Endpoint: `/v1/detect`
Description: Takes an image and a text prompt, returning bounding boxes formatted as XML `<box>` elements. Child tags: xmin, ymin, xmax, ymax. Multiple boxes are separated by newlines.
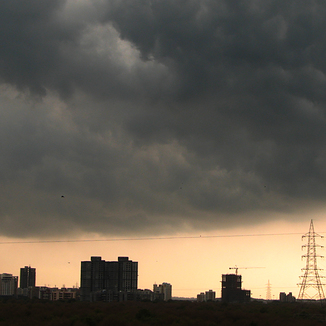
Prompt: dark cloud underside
<box><xmin>0</xmin><ymin>0</ymin><xmax>326</xmax><ymax>237</ymax></box>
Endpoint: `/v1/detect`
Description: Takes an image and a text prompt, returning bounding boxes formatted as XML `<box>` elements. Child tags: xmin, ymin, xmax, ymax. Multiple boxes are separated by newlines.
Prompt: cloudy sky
<box><xmin>1</xmin><ymin>0</ymin><xmax>326</xmax><ymax>298</ymax></box>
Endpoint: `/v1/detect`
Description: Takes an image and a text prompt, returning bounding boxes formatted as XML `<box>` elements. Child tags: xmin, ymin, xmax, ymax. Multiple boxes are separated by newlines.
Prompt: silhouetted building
<box><xmin>197</xmin><ymin>292</ymin><xmax>205</xmax><ymax>302</ymax></box>
<box><xmin>206</xmin><ymin>289</ymin><xmax>216</xmax><ymax>301</ymax></box>
<box><xmin>221</xmin><ymin>274</ymin><xmax>251</xmax><ymax>303</ymax></box>
<box><xmin>279</xmin><ymin>291</ymin><xmax>295</xmax><ymax>302</ymax></box>
<box><xmin>287</xmin><ymin>292</ymin><xmax>295</xmax><ymax>302</ymax></box>
<box><xmin>153</xmin><ymin>282</ymin><xmax>172</xmax><ymax>301</ymax></box>
<box><xmin>0</xmin><ymin>273</ymin><xmax>18</xmax><ymax>296</ymax></box>
<box><xmin>80</xmin><ymin>256</ymin><xmax>138</xmax><ymax>301</ymax></box>
<box><xmin>279</xmin><ymin>292</ymin><xmax>286</xmax><ymax>302</ymax></box>
<box><xmin>20</xmin><ymin>266</ymin><xmax>36</xmax><ymax>289</ymax></box>
<box><xmin>196</xmin><ymin>289</ymin><xmax>216</xmax><ymax>302</ymax></box>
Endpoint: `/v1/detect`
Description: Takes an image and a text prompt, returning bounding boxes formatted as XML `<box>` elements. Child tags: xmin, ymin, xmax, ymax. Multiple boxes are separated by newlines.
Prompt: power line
<box><xmin>0</xmin><ymin>231</ymin><xmax>319</xmax><ymax>245</ymax></box>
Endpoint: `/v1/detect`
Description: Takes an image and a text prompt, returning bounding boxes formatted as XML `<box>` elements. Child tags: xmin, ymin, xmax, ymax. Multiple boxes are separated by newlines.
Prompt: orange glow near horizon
<box><xmin>1</xmin><ymin>217</ymin><xmax>326</xmax><ymax>299</ymax></box>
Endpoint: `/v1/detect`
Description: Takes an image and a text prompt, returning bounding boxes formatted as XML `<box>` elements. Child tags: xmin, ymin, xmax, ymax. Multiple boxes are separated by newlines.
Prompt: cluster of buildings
<box><xmin>0</xmin><ymin>266</ymin><xmax>35</xmax><ymax>297</ymax></box>
<box><xmin>195</xmin><ymin>273</ymin><xmax>251</xmax><ymax>303</ymax></box>
<box><xmin>79</xmin><ymin>256</ymin><xmax>252</xmax><ymax>303</ymax></box>
<box><xmin>0</xmin><ymin>273</ymin><xmax>18</xmax><ymax>296</ymax></box>
<box><xmin>1</xmin><ymin>266</ymin><xmax>79</xmax><ymax>300</ymax></box>
<box><xmin>0</xmin><ymin>257</ymin><xmax>172</xmax><ymax>303</ymax></box>
<box><xmin>0</xmin><ymin>256</ymin><xmax>293</xmax><ymax>303</ymax></box>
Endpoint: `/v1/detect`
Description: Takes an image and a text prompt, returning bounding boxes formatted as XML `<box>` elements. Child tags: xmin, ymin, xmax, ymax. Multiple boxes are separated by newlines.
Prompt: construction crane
<box><xmin>229</xmin><ymin>266</ymin><xmax>265</xmax><ymax>275</ymax></box>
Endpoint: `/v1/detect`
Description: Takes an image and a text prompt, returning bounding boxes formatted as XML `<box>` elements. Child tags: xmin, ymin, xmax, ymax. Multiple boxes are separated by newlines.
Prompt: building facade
<box><xmin>80</xmin><ymin>256</ymin><xmax>138</xmax><ymax>301</ymax></box>
<box><xmin>20</xmin><ymin>266</ymin><xmax>36</xmax><ymax>289</ymax></box>
<box><xmin>0</xmin><ymin>273</ymin><xmax>18</xmax><ymax>296</ymax></box>
<box><xmin>51</xmin><ymin>287</ymin><xmax>78</xmax><ymax>301</ymax></box>
<box><xmin>205</xmin><ymin>289</ymin><xmax>216</xmax><ymax>301</ymax></box>
<box><xmin>153</xmin><ymin>282</ymin><xmax>172</xmax><ymax>301</ymax></box>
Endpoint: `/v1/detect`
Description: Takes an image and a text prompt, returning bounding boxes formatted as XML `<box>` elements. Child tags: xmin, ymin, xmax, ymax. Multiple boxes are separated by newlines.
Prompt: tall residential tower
<box><xmin>153</xmin><ymin>282</ymin><xmax>172</xmax><ymax>301</ymax></box>
<box><xmin>80</xmin><ymin>256</ymin><xmax>138</xmax><ymax>301</ymax></box>
<box><xmin>20</xmin><ymin>266</ymin><xmax>36</xmax><ymax>289</ymax></box>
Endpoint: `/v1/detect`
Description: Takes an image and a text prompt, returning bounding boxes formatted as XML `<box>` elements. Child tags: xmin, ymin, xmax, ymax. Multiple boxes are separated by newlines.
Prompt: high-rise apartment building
<box><xmin>205</xmin><ymin>289</ymin><xmax>216</xmax><ymax>301</ymax></box>
<box><xmin>153</xmin><ymin>282</ymin><xmax>172</xmax><ymax>301</ymax></box>
<box><xmin>80</xmin><ymin>256</ymin><xmax>138</xmax><ymax>301</ymax></box>
<box><xmin>197</xmin><ymin>292</ymin><xmax>205</xmax><ymax>302</ymax></box>
<box><xmin>196</xmin><ymin>289</ymin><xmax>216</xmax><ymax>302</ymax></box>
<box><xmin>20</xmin><ymin>266</ymin><xmax>36</xmax><ymax>289</ymax></box>
<box><xmin>0</xmin><ymin>273</ymin><xmax>18</xmax><ymax>296</ymax></box>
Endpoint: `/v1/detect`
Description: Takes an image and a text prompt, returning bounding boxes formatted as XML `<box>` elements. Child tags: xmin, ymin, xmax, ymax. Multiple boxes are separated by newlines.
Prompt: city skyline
<box><xmin>2</xmin><ymin>0</ymin><xmax>326</xmax><ymax>304</ymax></box>
<box><xmin>0</xmin><ymin>219</ymin><xmax>325</xmax><ymax>299</ymax></box>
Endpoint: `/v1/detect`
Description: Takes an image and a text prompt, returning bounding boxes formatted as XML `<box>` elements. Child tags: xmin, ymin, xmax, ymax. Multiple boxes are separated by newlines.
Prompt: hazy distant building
<box><xmin>153</xmin><ymin>282</ymin><xmax>172</xmax><ymax>301</ymax></box>
<box><xmin>20</xmin><ymin>266</ymin><xmax>36</xmax><ymax>289</ymax></box>
<box><xmin>279</xmin><ymin>291</ymin><xmax>295</xmax><ymax>302</ymax></box>
<box><xmin>196</xmin><ymin>289</ymin><xmax>216</xmax><ymax>302</ymax></box>
<box><xmin>221</xmin><ymin>274</ymin><xmax>251</xmax><ymax>303</ymax></box>
<box><xmin>287</xmin><ymin>292</ymin><xmax>295</xmax><ymax>302</ymax></box>
<box><xmin>279</xmin><ymin>292</ymin><xmax>286</xmax><ymax>302</ymax></box>
<box><xmin>17</xmin><ymin>286</ymin><xmax>40</xmax><ymax>299</ymax></box>
<box><xmin>80</xmin><ymin>256</ymin><xmax>138</xmax><ymax>301</ymax></box>
<box><xmin>197</xmin><ymin>292</ymin><xmax>205</xmax><ymax>302</ymax></box>
<box><xmin>205</xmin><ymin>289</ymin><xmax>216</xmax><ymax>301</ymax></box>
<box><xmin>38</xmin><ymin>287</ymin><xmax>53</xmax><ymax>300</ymax></box>
<box><xmin>51</xmin><ymin>287</ymin><xmax>79</xmax><ymax>301</ymax></box>
<box><xmin>137</xmin><ymin>288</ymin><xmax>164</xmax><ymax>301</ymax></box>
<box><xmin>0</xmin><ymin>273</ymin><xmax>18</xmax><ymax>296</ymax></box>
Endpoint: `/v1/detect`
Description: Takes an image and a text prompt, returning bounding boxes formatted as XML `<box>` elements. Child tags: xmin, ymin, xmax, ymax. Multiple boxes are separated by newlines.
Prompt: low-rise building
<box><xmin>51</xmin><ymin>287</ymin><xmax>78</xmax><ymax>301</ymax></box>
<box><xmin>137</xmin><ymin>289</ymin><xmax>164</xmax><ymax>302</ymax></box>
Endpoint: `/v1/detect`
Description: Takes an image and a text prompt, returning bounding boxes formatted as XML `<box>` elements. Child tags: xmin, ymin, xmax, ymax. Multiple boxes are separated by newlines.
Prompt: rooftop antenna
<box><xmin>298</xmin><ymin>219</ymin><xmax>325</xmax><ymax>300</ymax></box>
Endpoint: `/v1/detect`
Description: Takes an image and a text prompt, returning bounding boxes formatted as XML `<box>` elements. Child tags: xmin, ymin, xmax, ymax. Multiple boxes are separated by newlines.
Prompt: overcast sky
<box><xmin>1</xmin><ymin>0</ymin><xmax>326</xmax><ymax>238</ymax></box>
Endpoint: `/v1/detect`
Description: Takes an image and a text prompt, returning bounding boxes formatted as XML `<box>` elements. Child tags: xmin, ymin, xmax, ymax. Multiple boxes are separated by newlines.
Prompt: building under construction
<box><xmin>221</xmin><ymin>274</ymin><xmax>251</xmax><ymax>303</ymax></box>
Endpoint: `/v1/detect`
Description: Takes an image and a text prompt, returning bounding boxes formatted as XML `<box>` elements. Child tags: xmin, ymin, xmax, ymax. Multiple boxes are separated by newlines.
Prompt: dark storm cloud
<box><xmin>0</xmin><ymin>0</ymin><xmax>326</xmax><ymax>237</ymax></box>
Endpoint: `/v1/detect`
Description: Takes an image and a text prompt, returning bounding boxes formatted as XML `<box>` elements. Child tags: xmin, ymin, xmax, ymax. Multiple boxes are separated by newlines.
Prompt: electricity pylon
<box><xmin>266</xmin><ymin>280</ymin><xmax>272</xmax><ymax>300</ymax></box>
<box><xmin>298</xmin><ymin>219</ymin><xmax>325</xmax><ymax>300</ymax></box>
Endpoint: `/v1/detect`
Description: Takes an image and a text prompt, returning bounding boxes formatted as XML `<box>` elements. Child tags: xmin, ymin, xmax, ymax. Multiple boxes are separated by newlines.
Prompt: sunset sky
<box><xmin>1</xmin><ymin>0</ymin><xmax>326</xmax><ymax>299</ymax></box>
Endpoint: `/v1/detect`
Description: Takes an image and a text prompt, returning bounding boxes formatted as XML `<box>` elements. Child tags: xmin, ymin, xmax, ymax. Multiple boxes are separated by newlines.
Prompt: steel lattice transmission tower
<box><xmin>266</xmin><ymin>280</ymin><xmax>272</xmax><ymax>300</ymax></box>
<box><xmin>298</xmin><ymin>219</ymin><xmax>325</xmax><ymax>300</ymax></box>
